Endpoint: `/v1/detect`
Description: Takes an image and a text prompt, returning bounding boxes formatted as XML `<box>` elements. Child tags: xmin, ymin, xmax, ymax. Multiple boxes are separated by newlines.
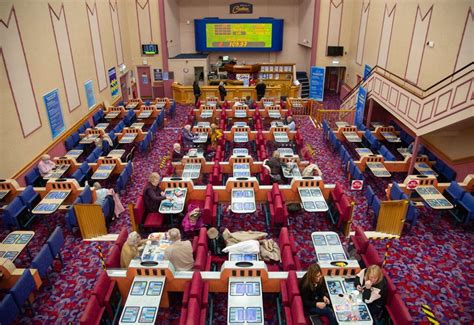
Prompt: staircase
<box><xmin>296</xmin><ymin>71</ymin><xmax>310</xmax><ymax>98</ymax></box>
<box><xmin>340</xmin><ymin>63</ymin><xmax>473</xmax><ymax>136</ymax></box>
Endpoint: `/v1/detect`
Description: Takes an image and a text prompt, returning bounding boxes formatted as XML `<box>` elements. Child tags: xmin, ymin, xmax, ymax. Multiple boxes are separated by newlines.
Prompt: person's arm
<box><xmin>145</xmin><ymin>187</ymin><xmax>165</xmax><ymax>203</ymax></box>
<box><xmin>299</xmin><ymin>284</ymin><xmax>316</xmax><ymax>309</ymax></box>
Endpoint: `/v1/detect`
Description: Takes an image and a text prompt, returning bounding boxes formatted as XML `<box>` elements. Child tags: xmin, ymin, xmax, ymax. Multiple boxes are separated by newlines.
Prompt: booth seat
<box><xmin>132</xmin><ymin>195</ymin><xmax>164</xmax><ymax>231</ymax></box>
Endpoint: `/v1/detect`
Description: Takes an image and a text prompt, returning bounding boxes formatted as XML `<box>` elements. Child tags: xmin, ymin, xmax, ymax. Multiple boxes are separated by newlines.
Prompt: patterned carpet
<box><xmin>2</xmin><ymin>99</ymin><xmax>473</xmax><ymax>324</ymax></box>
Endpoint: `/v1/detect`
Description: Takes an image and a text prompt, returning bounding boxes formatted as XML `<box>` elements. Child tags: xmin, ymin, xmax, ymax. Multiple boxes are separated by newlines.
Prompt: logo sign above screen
<box><xmin>407</xmin><ymin>179</ymin><xmax>419</xmax><ymax>190</ymax></box>
<box><xmin>230</xmin><ymin>3</ymin><xmax>253</xmax><ymax>14</ymax></box>
<box><xmin>351</xmin><ymin>180</ymin><xmax>364</xmax><ymax>191</ymax></box>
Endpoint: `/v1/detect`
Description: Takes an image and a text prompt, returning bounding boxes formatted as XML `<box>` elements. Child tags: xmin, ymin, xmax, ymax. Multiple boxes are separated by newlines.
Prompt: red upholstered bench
<box><xmin>133</xmin><ymin>195</ymin><xmax>163</xmax><ymax>230</ymax></box>
<box><xmin>350</xmin><ymin>225</ymin><xmax>369</xmax><ymax>254</ymax></box>
<box><xmin>361</xmin><ymin>243</ymin><xmax>383</xmax><ymax>267</ymax></box>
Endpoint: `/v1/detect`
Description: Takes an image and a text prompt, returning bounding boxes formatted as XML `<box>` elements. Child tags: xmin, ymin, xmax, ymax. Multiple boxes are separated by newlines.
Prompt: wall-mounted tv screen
<box><xmin>142</xmin><ymin>44</ymin><xmax>158</xmax><ymax>55</ymax></box>
<box><xmin>195</xmin><ymin>18</ymin><xmax>284</xmax><ymax>52</ymax></box>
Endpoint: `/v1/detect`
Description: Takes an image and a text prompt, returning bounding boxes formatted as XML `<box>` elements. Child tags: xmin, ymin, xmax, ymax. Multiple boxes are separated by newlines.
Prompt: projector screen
<box><xmin>195</xmin><ymin>18</ymin><xmax>283</xmax><ymax>52</ymax></box>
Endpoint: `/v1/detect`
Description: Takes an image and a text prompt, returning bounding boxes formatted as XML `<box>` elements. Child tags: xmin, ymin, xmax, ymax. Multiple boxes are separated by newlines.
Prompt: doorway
<box><xmin>194</xmin><ymin>66</ymin><xmax>204</xmax><ymax>84</ymax></box>
<box><xmin>325</xmin><ymin>67</ymin><xmax>346</xmax><ymax>95</ymax></box>
<box><xmin>120</xmin><ymin>74</ymin><xmax>128</xmax><ymax>103</ymax></box>
<box><xmin>137</xmin><ymin>65</ymin><xmax>152</xmax><ymax>99</ymax></box>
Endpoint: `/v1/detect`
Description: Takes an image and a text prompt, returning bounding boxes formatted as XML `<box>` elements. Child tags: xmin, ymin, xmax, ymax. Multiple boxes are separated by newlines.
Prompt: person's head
<box><xmin>210</xmin><ymin>123</ymin><xmax>217</xmax><ymax>130</ymax></box>
<box><xmin>173</xmin><ymin>143</ymin><xmax>181</xmax><ymax>152</ymax></box>
<box><xmin>272</xmin><ymin>151</ymin><xmax>281</xmax><ymax>159</ymax></box>
<box><xmin>246</xmin><ymin>95</ymin><xmax>251</xmax><ymax>100</ymax></box>
<box><xmin>93</xmin><ymin>182</ymin><xmax>102</xmax><ymax>190</ymax></box>
<box><xmin>184</xmin><ymin>125</ymin><xmax>191</xmax><ymax>131</ymax></box>
<box><xmin>365</xmin><ymin>265</ymin><xmax>384</xmax><ymax>284</ymax></box>
<box><xmin>303</xmin><ymin>263</ymin><xmax>324</xmax><ymax>287</ymax></box>
<box><xmin>193</xmin><ymin>80</ymin><xmax>198</xmax><ymax>86</ymax></box>
<box><xmin>148</xmin><ymin>172</ymin><xmax>161</xmax><ymax>186</ymax></box>
<box><xmin>41</xmin><ymin>154</ymin><xmax>51</xmax><ymax>162</ymax></box>
<box><xmin>127</xmin><ymin>231</ymin><xmax>141</xmax><ymax>247</ymax></box>
<box><xmin>219</xmin><ymin>81</ymin><xmax>224</xmax><ymax>86</ymax></box>
<box><xmin>168</xmin><ymin>228</ymin><xmax>181</xmax><ymax>242</ymax></box>
<box><xmin>288</xmin><ymin>116</ymin><xmax>293</xmax><ymax>123</ymax></box>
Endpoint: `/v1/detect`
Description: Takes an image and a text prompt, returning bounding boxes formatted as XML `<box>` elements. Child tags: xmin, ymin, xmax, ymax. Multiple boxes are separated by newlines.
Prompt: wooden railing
<box><xmin>312</xmin><ymin>109</ymin><xmax>355</xmax><ymax>128</ymax></box>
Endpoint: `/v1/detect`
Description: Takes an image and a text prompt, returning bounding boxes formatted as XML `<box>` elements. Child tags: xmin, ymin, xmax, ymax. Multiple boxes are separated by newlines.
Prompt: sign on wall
<box><xmin>309</xmin><ymin>66</ymin><xmax>326</xmax><ymax>102</ymax></box>
<box><xmin>355</xmin><ymin>86</ymin><xmax>367</xmax><ymax>126</ymax></box>
<box><xmin>230</xmin><ymin>2</ymin><xmax>253</xmax><ymax>14</ymax></box>
<box><xmin>108</xmin><ymin>67</ymin><xmax>119</xmax><ymax>98</ymax></box>
<box><xmin>236</xmin><ymin>73</ymin><xmax>250</xmax><ymax>86</ymax></box>
<box><xmin>154</xmin><ymin>68</ymin><xmax>163</xmax><ymax>81</ymax></box>
<box><xmin>43</xmin><ymin>89</ymin><xmax>65</xmax><ymax>139</ymax></box>
<box><xmin>84</xmin><ymin>80</ymin><xmax>96</xmax><ymax>109</ymax></box>
<box><xmin>363</xmin><ymin>64</ymin><xmax>372</xmax><ymax>81</ymax></box>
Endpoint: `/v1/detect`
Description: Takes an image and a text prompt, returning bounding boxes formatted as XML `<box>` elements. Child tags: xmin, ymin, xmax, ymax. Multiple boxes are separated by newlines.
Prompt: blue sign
<box><xmin>309</xmin><ymin>66</ymin><xmax>326</xmax><ymax>101</ymax></box>
<box><xmin>43</xmin><ymin>89</ymin><xmax>65</xmax><ymax>139</ymax></box>
<box><xmin>108</xmin><ymin>67</ymin><xmax>119</xmax><ymax>98</ymax></box>
<box><xmin>355</xmin><ymin>86</ymin><xmax>367</xmax><ymax>127</ymax></box>
<box><xmin>84</xmin><ymin>80</ymin><xmax>95</xmax><ymax>109</ymax></box>
<box><xmin>363</xmin><ymin>64</ymin><xmax>372</xmax><ymax>81</ymax></box>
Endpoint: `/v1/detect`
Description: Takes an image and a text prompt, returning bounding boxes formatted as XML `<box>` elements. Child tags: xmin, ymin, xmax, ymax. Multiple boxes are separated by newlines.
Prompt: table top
<box><xmin>233</xmin><ymin>163</ymin><xmax>251</xmax><ymax>178</ymax></box>
<box><xmin>182</xmin><ymin>163</ymin><xmax>201</xmax><ymax>179</ymax></box>
<box><xmin>155</xmin><ymin>102</ymin><xmax>166</xmax><ymax>109</ymax></box>
<box><xmin>0</xmin><ymin>231</ymin><xmax>35</xmax><ymax>262</ymax></box>
<box><xmin>229</xmin><ymin>253</ymin><xmax>259</xmax><ymax>261</ymax></box>
<box><xmin>355</xmin><ymin>148</ymin><xmax>373</xmax><ymax>157</ymax></box>
<box><xmin>131</xmin><ymin>122</ymin><xmax>145</xmax><ymax>129</ymax></box>
<box><xmin>126</xmin><ymin>102</ymin><xmax>139</xmax><ymax>109</ymax></box>
<box><xmin>274</xmin><ymin>132</ymin><xmax>289</xmax><ymax>143</ymax></box>
<box><xmin>380</xmin><ymin>131</ymin><xmax>401</xmax><ymax>143</ymax></box>
<box><xmin>235</xmin><ymin>111</ymin><xmax>248</xmax><ymax>118</ymax></box>
<box><xmin>324</xmin><ymin>276</ymin><xmax>373</xmax><ymax>324</ymax></box>
<box><xmin>95</xmin><ymin>123</ymin><xmax>109</xmax><ymax>130</ymax></box>
<box><xmin>415</xmin><ymin>186</ymin><xmax>453</xmax><ymax>210</ymax></box>
<box><xmin>311</xmin><ymin>231</ymin><xmax>348</xmax><ymax>262</ymax></box>
<box><xmin>91</xmin><ymin>164</ymin><xmax>116</xmax><ymax>180</ymax></box>
<box><xmin>107</xmin><ymin>149</ymin><xmax>126</xmax><ymax>159</ymax></box>
<box><xmin>231</xmin><ymin>188</ymin><xmax>256</xmax><ymax>214</ymax></box>
<box><xmin>159</xmin><ymin>188</ymin><xmax>187</xmax><ymax>214</ymax></box>
<box><xmin>271</xmin><ymin>121</ymin><xmax>285</xmax><ymax>128</ymax></box>
<box><xmin>335</xmin><ymin>121</ymin><xmax>350</xmax><ymax>128</ymax></box>
<box><xmin>228</xmin><ymin>277</ymin><xmax>264</xmax><ymax>325</ymax></box>
<box><xmin>277</xmin><ymin>148</ymin><xmax>295</xmax><ymax>155</ymax></box>
<box><xmin>342</xmin><ymin>131</ymin><xmax>362</xmax><ymax>143</ymax></box>
<box><xmin>0</xmin><ymin>190</ymin><xmax>10</xmax><ymax>201</ymax></box>
<box><xmin>414</xmin><ymin>163</ymin><xmax>439</xmax><ymax>177</ymax></box>
<box><xmin>299</xmin><ymin>188</ymin><xmax>329</xmax><ymax>212</ymax></box>
<box><xmin>193</xmin><ymin>132</ymin><xmax>208</xmax><ymax>143</ymax></box>
<box><xmin>186</xmin><ymin>148</ymin><xmax>205</xmax><ymax>157</ymax></box>
<box><xmin>397</xmin><ymin>148</ymin><xmax>411</xmax><ymax>158</ymax></box>
<box><xmin>233</xmin><ymin>148</ymin><xmax>249</xmax><ymax>156</ymax></box>
<box><xmin>79</xmin><ymin>134</ymin><xmax>99</xmax><ymax>144</ymax></box>
<box><xmin>138</xmin><ymin>111</ymin><xmax>152</xmax><ymax>119</ymax></box>
<box><xmin>371</xmin><ymin>122</ymin><xmax>384</xmax><ymax>128</ymax></box>
<box><xmin>234</xmin><ymin>132</ymin><xmax>249</xmax><ymax>143</ymax></box>
<box><xmin>141</xmin><ymin>240</ymin><xmax>172</xmax><ymax>263</ymax></box>
<box><xmin>65</xmin><ymin>149</ymin><xmax>83</xmax><ymax>159</ymax></box>
<box><xmin>105</xmin><ymin>111</ymin><xmax>120</xmax><ymax>119</ymax></box>
<box><xmin>366</xmin><ymin>162</ymin><xmax>391</xmax><ymax>178</ymax></box>
<box><xmin>234</xmin><ymin>122</ymin><xmax>248</xmax><ymax>127</ymax></box>
<box><xmin>196</xmin><ymin>121</ymin><xmax>211</xmax><ymax>127</ymax></box>
<box><xmin>32</xmin><ymin>190</ymin><xmax>71</xmax><ymax>215</ymax></box>
<box><xmin>200</xmin><ymin>110</ymin><xmax>213</xmax><ymax>118</ymax></box>
<box><xmin>268</xmin><ymin>111</ymin><xmax>281</xmax><ymax>119</ymax></box>
<box><xmin>282</xmin><ymin>163</ymin><xmax>301</xmax><ymax>178</ymax></box>
<box><xmin>119</xmin><ymin>133</ymin><xmax>138</xmax><ymax>144</ymax></box>
<box><xmin>43</xmin><ymin>164</ymin><xmax>70</xmax><ymax>180</ymax></box>
<box><xmin>119</xmin><ymin>276</ymin><xmax>166</xmax><ymax>325</ymax></box>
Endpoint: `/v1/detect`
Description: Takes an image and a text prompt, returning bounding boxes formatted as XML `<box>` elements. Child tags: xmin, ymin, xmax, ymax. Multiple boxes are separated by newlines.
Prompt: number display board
<box><xmin>195</xmin><ymin>18</ymin><xmax>283</xmax><ymax>51</ymax></box>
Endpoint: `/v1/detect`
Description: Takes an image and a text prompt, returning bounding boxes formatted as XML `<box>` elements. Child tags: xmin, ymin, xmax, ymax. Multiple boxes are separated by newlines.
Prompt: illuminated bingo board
<box><xmin>195</xmin><ymin>18</ymin><xmax>284</xmax><ymax>52</ymax></box>
<box><xmin>206</xmin><ymin>23</ymin><xmax>272</xmax><ymax>48</ymax></box>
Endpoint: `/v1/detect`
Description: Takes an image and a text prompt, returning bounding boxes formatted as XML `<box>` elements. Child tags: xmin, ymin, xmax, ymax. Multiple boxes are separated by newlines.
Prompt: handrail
<box><xmin>342</xmin><ymin>62</ymin><xmax>473</xmax><ymax>102</ymax></box>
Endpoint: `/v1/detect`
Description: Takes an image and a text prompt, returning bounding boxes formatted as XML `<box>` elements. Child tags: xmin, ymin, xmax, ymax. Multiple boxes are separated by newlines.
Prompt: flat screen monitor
<box><xmin>327</xmin><ymin>46</ymin><xmax>343</xmax><ymax>56</ymax></box>
<box><xmin>142</xmin><ymin>44</ymin><xmax>158</xmax><ymax>55</ymax></box>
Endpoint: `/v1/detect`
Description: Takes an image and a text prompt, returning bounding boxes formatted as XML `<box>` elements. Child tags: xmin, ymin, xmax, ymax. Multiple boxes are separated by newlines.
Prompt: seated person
<box><xmin>355</xmin><ymin>265</ymin><xmax>388</xmax><ymax>321</ymax></box>
<box><xmin>287</xmin><ymin>116</ymin><xmax>296</xmax><ymax>131</ymax></box>
<box><xmin>299</xmin><ymin>263</ymin><xmax>337</xmax><ymax>325</ymax></box>
<box><xmin>302</xmin><ymin>163</ymin><xmax>322</xmax><ymax>177</ymax></box>
<box><xmin>93</xmin><ymin>182</ymin><xmax>125</xmax><ymax>221</ymax></box>
<box><xmin>245</xmin><ymin>96</ymin><xmax>255</xmax><ymax>109</ymax></box>
<box><xmin>182</xmin><ymin>124</ymin><xmax>197</xmax><ymax>148</ymax></box>
<box><xmin>120</xmin><ymin>231</ymin><xmax>147</xmax><ymax>268</ymax></box>
<box><xmin>164</xmin><ymin>228</ymin><xmax>194</xmax><ymax>271</ymax></box>
<box><xmin>181</xmin><ymin>203</ymin><xmax>203</xmax><ymax>233</ymax></box>
<box><xmin>263</xmin><ymin>151</ymin><xmax>286</xmax><ymax>184</ymax></box>
<box><xmin>209</xmin><ymin>123</ymin><xmax>223</xmax><ymax>149</ymax></box>
<box><xmin>38</xmin><ymin>154</ymin><xmax>56</xmax><ymax>177</ymax></box>
<box><xmin>171</xmin><ymin>143</ymin><xmax>184</xmax><ymax>162</ymax></box>
<box><xmin>143</xmin><ymin>172</ymin><xmax>166</xmax><ymax>214</ymax></box>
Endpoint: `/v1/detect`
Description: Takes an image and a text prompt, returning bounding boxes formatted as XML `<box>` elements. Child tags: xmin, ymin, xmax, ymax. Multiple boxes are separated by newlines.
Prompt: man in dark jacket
<box><xmin>256</xmin><ymin>80</ymin><xmax>266</xmax><ymax>101</ymax></box>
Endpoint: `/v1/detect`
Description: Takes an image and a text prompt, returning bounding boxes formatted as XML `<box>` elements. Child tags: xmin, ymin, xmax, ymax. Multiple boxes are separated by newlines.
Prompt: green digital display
<box><xmin>205</xmin><ymin>23</ymin><xmax>272</xmax><ymax>48</ymax></box>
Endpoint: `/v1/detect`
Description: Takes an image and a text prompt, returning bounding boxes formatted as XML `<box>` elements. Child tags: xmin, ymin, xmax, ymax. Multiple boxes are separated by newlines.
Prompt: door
<box><xmin>194</xmin><ymin>66</ymin><xmax>204</xmax><ymax>83</ymax></box>
<box><xmin>120</xmin><ymin>74</ymin><xmax>128</xmax><ymax>103</ymax></box>
<box><xmin>137</xmin><ymin>66</ymin><xmax>152</xmax><ymax>98</ymax></box>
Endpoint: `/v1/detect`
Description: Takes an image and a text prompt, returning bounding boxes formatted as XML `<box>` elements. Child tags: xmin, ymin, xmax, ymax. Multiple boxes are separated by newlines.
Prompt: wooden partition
<box><xmin>0</xmin><ymin>261</ymin><xmax>42</xmax><ymax>290</ymax></box>
<box><xmin>376</xmin><ymin>200</ymin><xmax>409</xmax><ymax>237</ymax></box>
<box><xmin>0</xmin><ymin>179</ymin><xmax>21</xmax><ymax>204</ymax></box>
<box><xmin>74</xmin><ymin>204</ymin><xmax>108</xmax><ymax>239</ymax></box>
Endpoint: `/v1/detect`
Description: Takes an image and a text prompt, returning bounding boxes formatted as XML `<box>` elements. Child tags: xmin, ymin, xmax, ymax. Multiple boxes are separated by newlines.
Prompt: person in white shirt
<box><xmin>38</xmin><ymin>154</ymin><xmax>56</xmax><ymax>177</ymax></box>
<box><xmin>164</xmin><ymin>228</ymin><xmax>194</xmax><ymax>271</ymax></box>
<box><xmin>287</xmin><ymin>116</ymin><xmax>296</xmax><ymax>131</ymax></box>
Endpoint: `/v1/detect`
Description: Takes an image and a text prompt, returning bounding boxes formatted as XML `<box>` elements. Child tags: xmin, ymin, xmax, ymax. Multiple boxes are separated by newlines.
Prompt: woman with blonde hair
<box><xmin>355</xmin><ymin>264</ymin><xmax>388</xmax><ymax>322</ymax></box>
<box><xmin>209</xmin><ymin>123</ymin><xmax>223</xmax><ymax>149</ymax></box>
<box><xmin>299</xmin><ymin>263</ymin><xmax>337</xmax><ymax>324</ymax></box>
<box><xmin>120</xmin><ymin>231</ymin><xmax>146</xmax><ymax>268</ymax></box>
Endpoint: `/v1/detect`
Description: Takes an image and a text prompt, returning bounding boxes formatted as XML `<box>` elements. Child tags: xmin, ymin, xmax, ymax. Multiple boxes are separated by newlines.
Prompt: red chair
<box><xmin>291</xmin><ymin>296</ymin><xmax>308</xmax><ymax>325</ymax></box>
<box><xmin>279</xmin><ymin>227</ymin><xmax>297</xmax><ymax>254</ymax></box>
<box><xmin>351</xmin><ymin>225</ymin><xmax>369</xmax><ymax>254</ymax></box>
<box><xmin>79</xmin><ymin>295</ymin><xmax>107</xmax><ymax>325</ymax></box>
<box><xmin>335</xmin><ymin>195</ymin><xmax>352</xmax><ymax>229</ymax></box>
<box><xmin>361</xmin><ymin>244</ymin><xmax>383</xmax><ymax>267</ymax></box>
<box><xmin>331</xmin><ymin>183</ymin><xmax>344</xmax><ymax>204</ymax></box>
<box><xmin>386</xmin><ymin>293</ymin><xmax>413</xmax><ymax>325</ymax></box>
<box><xmin>115</xmin><ymin>228</ymin><xmax>128</xmax><ymax>250</ymax></box>
<box><xmin>105</xmin><ymin>244</ymin><xmax>121</xmax><ymax>268</ymax></box>
<box><xmin>133</xmin><ymin>195</ymin><xmax>164</xmax><ymax>230</ymax></box>
<box><xmin>282</xmin><ymin>246</ymin><xmax>297</xmax><ymax>271</ymax></box>
<box><xmin>382</xmin><ymin>269</ymin><xmax>398</xmax><ymax>304</ymax></box>
<box><xmin>194</xmin><ymin>246</ymin><xmax>211</xmax><ymax>271</ymax></box>
<box><xmin>192</xmin><ymin>227</ymin><xmax>209</xmax><ymax>253</ymax></box>
<box><xmin>271</xmin><ymin>194</ymin><xmax>289</xmax><ymax>226</ymax></box>
<box><xmin>92</xmin><ymin>271</ymin><xmax>121</xmax><ymax>319</ymax></box>
<box><xmin>281</xmin><ymin>271</ymin><xmax>300</xmax><ymax>307</ymax></box>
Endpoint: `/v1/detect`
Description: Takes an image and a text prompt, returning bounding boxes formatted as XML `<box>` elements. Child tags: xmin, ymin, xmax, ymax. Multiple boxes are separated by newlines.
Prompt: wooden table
<box><xmin>282</xmin><ymin>163</ymin><xmax>301</xmax><ymax>178</ymax></box>
<box><xmin>200</xmin><ymin>110</ymin><xmax>213</xmax><ymax>119</ymax></box>
<box><xmin>0</xmin><ymin>231</ymin><xmax>34</xmax><ymax>261</ymax></box>
<box><xmin>324</xmin><ymin>276</ymin><xmax>373</xmax><ymax>324</ymax></box>
<box><xmin>107</xmin><ymin>149</ymin><xmax>126</xmax><ymax>159</ymax></box>
<box><xmin>43</xmin><ymin>164</ymin><xmax>70</xmax><ymax>180</ymax></box>
<box><xmin>95</xmin><ymin>123</ymin><xmax>109</xmax><ymax>130</ymax></box>
<box><xmin>228</xmin><ymin>277</ymin><xmax>264</xmax><ymax>325</ymax></box>
<box><xmin>131</xmin><ymin>122</ymin><xmax>145</xmax><ymax>129</ymax></box>
<box><xmin>229</xmin><ymin>253</ymin><xmax>259</xmax><ymax>261</ymax></box>
<box><xmin>159</xmin><ymin>188</ymin><xmax>187</xmax><ymax>214</ymax></box>
<box><xmin>273</xmin><ymin>132</ymin><xmax>289</xmax><ymax>143</ymax></box>
<box><xmin>366</xmin><ymin>162</ymin><xmax>391</xmax><ymax>177</ymax></box>
<box><xmin>196</xmin><ymin>121</ymin><xmax>210</xmax><ymax>127</ymax></box>
<box><xmin>125</xmin><ymin>102</ymin><xmax>139</xmax><ymax>110</ymax></box>
<box><xmin>182</xmin><ymin>163</ymin><xmax>201</xmax><ymax>179</ymax></box>
<box><xmin>193</xmin><ymin>133</ymin><xmax>208</xmax><ymax>144</ymax></box>
<box><xmin>79</xmin><ymin>134</ymin><xmax>99</xmax><ymax>144</ymax></box>
<box><xmin>342</xmin><ymin>131</ymin><xmax>362</xmax><ymax>143</ymax></box>
<box><xmin>335</xmin><ymin>121</ymin><xmax>349</xmax><ymax>128</ymax></box>
<box><xmin>268</xmin><ymin>111</ymin><xmax>281</xmax><ymax>119</ymax></box>
<box><xmin>299</xmin><ymin>188</ymin><xmax>329</xmax><ymax>212</ymax></box>
<box><xmin>64</xmin><ymin>149</ymin><xmax>83</xmax><ymax>159</ymax></box>
<box><xmin>119</xmin><ymin>276</ymin><xmax>166</xmax><ymax>324</ymax></box>
<box><xmin>187</xmin><ymin>148</ymin><xmax>205</xmax><ymax>157</ymax></box>
<box><xmin>415</xmin><ymin>186</ymin><xmax>453</xmax><ymax>210</ymax></box>
<box><xmin>234</xmin><ymin>109</ymin><xmax>247</xmax><ymax>118</ymax></box>
<box><xmin>233</xmin><ymin>148</ymin><xmax>249</xmax><ymax>156</ymax></box>
<box><xmin>234</xmin><ymin>122</ymin><xmax>248</xmax><ymax>127</ymax></box>
<box><xmin>137</xmin><ymin>111</ymin><xmax>152</xmax><ymax>119</ymax></box>
<box><xmin>277</xmin><ymin>148</ymin><xmax>295</xmax><ymax>155</ymax></box>
<box><xmin>311</xmin><ymin>231</ymin><xmax>347</xmax><ymax>262</ymax></box>
<box><xmin>233</xmin><ymin>163</ymin><xmax>251</xmax><ymax>178</ymax></box>
<box><xmin>32</xmin><ymin>190</ymin><xmax>71</xmax><ymax>215</ymax></box>
<box><xmin>140</xmin><ymin>239</ymin><xmax>172</xmax><ymax>263</ymax></box>
<box><xmin>231</xmin><ymin>188</ymin><xmax>256</xmax><ymax>214</ymax></box>
<box><xmin>91</xmin><ymin>164</ymin><xmax>116</xmax><ymax>180</ymax></box>
<box><xmin>371</xmin><ymin>122</ymin><xmax>384</xmax><ymax>129</ymax></box>
<box><xmin>155</xmin><ymin>102</ymin><xmax>166</xmax><ymax>109</ymax></box>
<box><xmin>381</xmin><ymin>131</ymin><xmax>401</xmax><ymax>143</ymax></box>
<box><xmin>234</xmin><ymin>132</ymin><xmax>249</xmax><ymax>143</ymax></box>
<box><xmin>0</xmin><ymin>190</ymin><xmax>10</xmax><ymax>201</ymax></box>
<box><xmin>414</xmin><ymin>162</ymin><xmax>439</xmax><ymax>177</ymax></box>
<box><xmin>119</xmin><ymin>133</ymin><xmax>138</xmax><ymax>144</ymax></box>
<box><xmin>397</xmin><ymin>148</ymin><xmax>411</xmax><ymax>158</ymax></box>
<box><xmin>105</xmin><ymin>111</ymin><xmax>120</xmax><ymax>119</ymax></box>
<box><xmin>355</xmin><ymin>148</ymin><xmax>373</xmax><ymax>157</ymax></box>
<box><xmin>271</xmin><ymin>121</ymin><xmax>285</xmax><ymax>128</ymax></box>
